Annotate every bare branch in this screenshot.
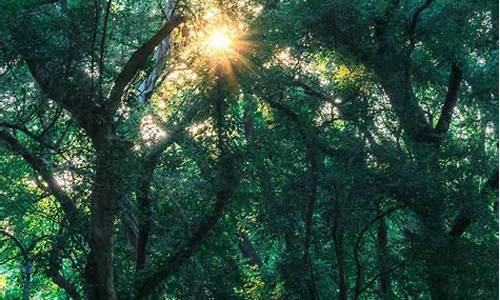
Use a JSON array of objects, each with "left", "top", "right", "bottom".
[
  {"left": 434, "top": 63, "right": 462, "bottom": 136},
  {"left": 106, "top": 16, "right": 185, "bottom": 115},
  {"left": 408, "top": 0, "right": 435, "bottom": 41},
  {"left": 97, "top": 0, "right": 113, "bottom": 99}
]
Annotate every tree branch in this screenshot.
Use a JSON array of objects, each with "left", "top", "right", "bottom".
[
  {"left": 7, "top": 5, "right": 103, "bottom": 139},
  {"left": 265, "top": 98, "right": 340, "bottom": 157},
  {"left": 0, "top": 230, "right": 31, "bottom": 300},
  {"left": 0, "top": 121, "right": 63, "bottom": 151},
  {"left": 50, "top": 273, "right": 80, "bottom": 299},
  {"left": 448, "top": 169, "right": 498, "bottom": 239},
  {"left": 0, "top": 130, "right": 81, "bottom": 227},
  {"left": 147, "top": 100, "right": 203, "bottom": 162},
  {"left": 353, "top": 205, "right": 402, "bottom": 298},
  {"left": 356, "top": 257, "right": 410, "bottom": 298},
  {"left": 135, "top": 100, "right": 202, "bottom": 271},
  {"left": 97, "top": 0, "right": 113, "bottom": 99},
  {"left": 106, "top": 16, "right": 185, "bottom": 115},
  {"left": 408, "top": 0, "right": 435, "bottom": 45},
  {"left": 135, "top": 81, "right": 238, "bottom": 298},
  {"left": 434, "top": 63, "right": 462, "bottom": 136},
  {"left": 135, "top": 198, "right": 227, "bottom": 297}
]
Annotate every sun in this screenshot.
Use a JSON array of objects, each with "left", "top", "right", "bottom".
[
  {"left": 209, "top": 31, "right": 232, "bottom": 51},
  {"left": 199, "top": 23, "right": 255, "bottom": 84}
]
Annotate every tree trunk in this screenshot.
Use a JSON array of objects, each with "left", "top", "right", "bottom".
[
  {"left": 428, "top": 276, "right": 449, "bottom": 300},
  {"left": 21, "top": 261, "right": 31, "bottom": 300},
  {"left": 372, "top": 62, "right": 435, "bottom": 143},
  {"left": 376, "top": 218, "right": 392, "bottom": 300},
  {"left": 418, "top": 209, "right": 451, "bottom": 300},
  {"left": 282, "top": 233, "right": 308, "bottom": 300},
  {"left": 85, "top": 141, "right": 130, "bottom": 300},
  {"left": 303, "top": 149, "right": 320, "bottom": 300},
  {"left": 331, "top": 200, "right": 348, "bottom": 300},
  {"left": 136, "top": 167, "right": 155, "bottom": 271}
]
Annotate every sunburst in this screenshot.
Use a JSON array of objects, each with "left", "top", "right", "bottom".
[
  {"left": 201, "top": 23, "right": 255, "bottom": 85},
  {"left": 208, "top": 30, "right": 232, "bottom": 51}
]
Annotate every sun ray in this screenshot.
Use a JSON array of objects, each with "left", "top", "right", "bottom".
[{"left": 201, "top": 26, "right": 255, "bottom": 86}]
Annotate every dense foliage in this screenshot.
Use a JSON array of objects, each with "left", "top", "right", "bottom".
[{"left": 0, "top": 0, "right": 497, "bottom": 299}]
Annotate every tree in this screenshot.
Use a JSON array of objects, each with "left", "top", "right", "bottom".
[{"left": 0, "top": 0, "right": 497, "bottom": 299}]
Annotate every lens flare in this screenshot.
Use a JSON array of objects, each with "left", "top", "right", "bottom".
[
  {"left": 200, "top": 22, "right": 255, "bottom": 85},
  {"left": 209, "top": 31, "right": 231, "bottom": 51}
]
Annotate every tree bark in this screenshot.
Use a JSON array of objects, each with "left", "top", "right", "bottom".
[
  {"left": 85, "top": 139, "right": 131, "bottom": 300},
  {"left": 50, "top": 273, "right": 80, "bottom": 300},
  {"left": 372, "top": 62, "right": 437, "bottom": 143},
  {"left": 303, "top": 148, "right": 320, "bottom": 300},
  {"left": 376, "top": 218, "right": 392, "bottom": 300},
  {"left": 331, "top": 200, "right": 348, "bottom": 300},
  {"left": 135, "top": 165, "right": 155, "bottom": 271}
]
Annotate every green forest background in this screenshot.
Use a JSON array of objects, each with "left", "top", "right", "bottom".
[{"left": 0, "top": 0, "right": 498, "bottom": 299}]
